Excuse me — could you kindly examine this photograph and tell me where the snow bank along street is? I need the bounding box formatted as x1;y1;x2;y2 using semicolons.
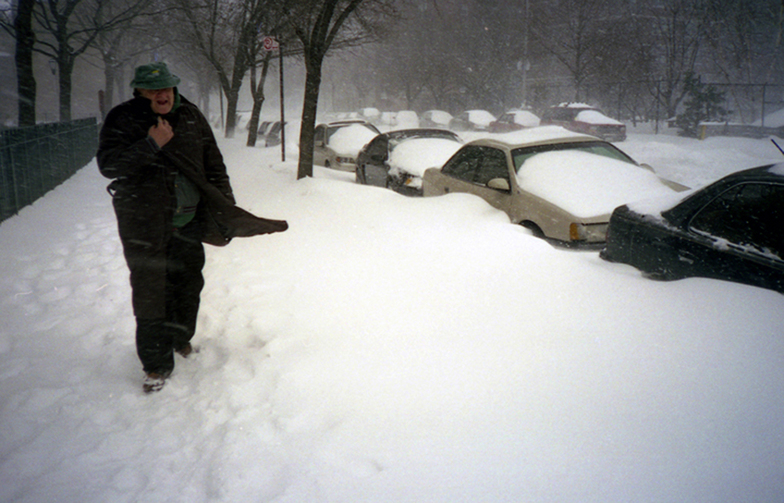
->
1;130;784;502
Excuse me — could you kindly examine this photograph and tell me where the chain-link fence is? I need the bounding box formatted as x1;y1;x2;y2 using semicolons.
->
1;118;98;224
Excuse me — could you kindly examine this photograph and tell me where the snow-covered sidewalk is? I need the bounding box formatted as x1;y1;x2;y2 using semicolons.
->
1;133;784;502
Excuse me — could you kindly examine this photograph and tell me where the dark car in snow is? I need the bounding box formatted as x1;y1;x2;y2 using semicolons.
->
600;164;784;293
356;128;463;196
540;103;626;142
257;120;286;147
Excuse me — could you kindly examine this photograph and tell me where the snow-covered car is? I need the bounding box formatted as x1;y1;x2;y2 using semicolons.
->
540;103;626;142
422;126;687;245
420;110;453;129
449;110;497;132
355;129;463;196
257;120;285;147
600;165;784;292
358;107;382;125
313;120;381;171
489;110;540;133
394;111;420;130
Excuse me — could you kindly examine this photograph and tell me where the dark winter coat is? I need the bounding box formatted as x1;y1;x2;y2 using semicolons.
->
97;94;287;250
97;94;287;319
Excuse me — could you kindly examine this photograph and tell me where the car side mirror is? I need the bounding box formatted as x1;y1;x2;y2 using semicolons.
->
487;178;510;191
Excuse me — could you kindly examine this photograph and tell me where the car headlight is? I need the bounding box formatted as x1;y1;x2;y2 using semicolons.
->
569;222;608;242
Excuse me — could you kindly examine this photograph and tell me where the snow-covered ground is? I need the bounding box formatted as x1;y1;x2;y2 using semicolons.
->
1;128;783;502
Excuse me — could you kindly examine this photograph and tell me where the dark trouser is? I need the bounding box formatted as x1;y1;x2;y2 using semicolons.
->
134;220;205;374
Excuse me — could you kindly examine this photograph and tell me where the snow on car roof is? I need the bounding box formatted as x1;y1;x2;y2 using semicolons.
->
575;110;623;125
329;124;379;156
555;102;594;108
426;110;452;118
388;138;463;177
465;110;496;125
517;150;677;218
509;110;541;127
490;125;594;146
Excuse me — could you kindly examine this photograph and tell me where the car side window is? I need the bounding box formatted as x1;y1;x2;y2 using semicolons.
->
366;138;387;161
689;182;784;257
441;146;483;182
474;148;510;186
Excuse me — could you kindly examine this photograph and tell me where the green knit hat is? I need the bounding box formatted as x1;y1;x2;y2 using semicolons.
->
130;62;181;89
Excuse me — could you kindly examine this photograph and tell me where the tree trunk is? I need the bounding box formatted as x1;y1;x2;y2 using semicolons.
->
103;62;119;118
246;53;272;147
297;63;322;179
57;56;75;122
224;89;240;138
14;0;37;127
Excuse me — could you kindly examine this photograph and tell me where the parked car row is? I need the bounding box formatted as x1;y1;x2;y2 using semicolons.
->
317;103;625;139
310;116;783;293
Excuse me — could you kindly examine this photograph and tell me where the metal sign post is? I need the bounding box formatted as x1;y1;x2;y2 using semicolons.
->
279;41;285;162
262;36;285;161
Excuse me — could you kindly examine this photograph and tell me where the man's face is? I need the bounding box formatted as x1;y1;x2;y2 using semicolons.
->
139;87;175;115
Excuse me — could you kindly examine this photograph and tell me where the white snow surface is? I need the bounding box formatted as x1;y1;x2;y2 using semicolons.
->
507;110;541;127
575;109;623;126
388;137;463;178
393;111;420;129
2;128;784;502
517;150;678;217
753;107;784;128
464;109;496;127
327;124;378;157
492;124;592;145
423;110;452;127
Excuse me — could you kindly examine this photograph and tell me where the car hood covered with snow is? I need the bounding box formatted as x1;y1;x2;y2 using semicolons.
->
517;150;679;218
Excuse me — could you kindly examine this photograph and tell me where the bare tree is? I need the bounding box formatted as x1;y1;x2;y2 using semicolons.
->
531;0;613;102
648;0;706;119
284;0;399;179
702;0;784;122
173;0;276;137
24;0;153;121
246;50;273;147
90;11;166;116
0;0;37;126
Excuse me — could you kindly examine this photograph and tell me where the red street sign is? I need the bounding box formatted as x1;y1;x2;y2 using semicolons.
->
263;36;279;51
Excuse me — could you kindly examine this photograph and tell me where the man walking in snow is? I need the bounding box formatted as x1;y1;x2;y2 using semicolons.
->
97;62;287;393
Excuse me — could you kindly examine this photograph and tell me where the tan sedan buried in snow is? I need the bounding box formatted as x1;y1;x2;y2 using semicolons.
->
422;127;688;245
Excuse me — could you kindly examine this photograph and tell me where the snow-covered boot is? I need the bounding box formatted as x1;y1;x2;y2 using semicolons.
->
142;371;170;393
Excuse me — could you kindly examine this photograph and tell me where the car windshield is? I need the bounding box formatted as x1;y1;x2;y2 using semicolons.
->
511;141;635;173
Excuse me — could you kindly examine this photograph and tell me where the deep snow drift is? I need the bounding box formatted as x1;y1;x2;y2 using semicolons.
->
1;127;783;502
